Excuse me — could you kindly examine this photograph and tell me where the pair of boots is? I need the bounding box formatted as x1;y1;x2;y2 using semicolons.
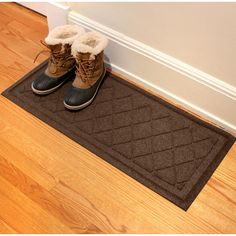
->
32;25;108;110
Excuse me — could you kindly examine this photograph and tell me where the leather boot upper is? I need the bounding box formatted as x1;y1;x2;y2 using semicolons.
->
45;43;75;78
72;51;104;89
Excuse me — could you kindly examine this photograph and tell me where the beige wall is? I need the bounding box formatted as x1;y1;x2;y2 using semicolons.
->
68;2;236;87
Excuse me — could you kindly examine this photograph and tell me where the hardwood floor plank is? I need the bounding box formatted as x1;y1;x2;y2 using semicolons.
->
0;218;16;234
0;11;12;29
0;154;103;233
0;175;73;233
0;3;47;31
51;181;161;233
0;3;48;93
0;136;57;191
0;20;47;62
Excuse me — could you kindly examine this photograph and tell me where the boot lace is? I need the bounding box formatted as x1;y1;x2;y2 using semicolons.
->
75;56;95;85
34;40;73;67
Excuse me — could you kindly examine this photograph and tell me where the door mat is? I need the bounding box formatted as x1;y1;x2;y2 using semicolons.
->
2;60;235;210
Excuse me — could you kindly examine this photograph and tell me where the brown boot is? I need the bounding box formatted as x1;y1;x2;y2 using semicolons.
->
64;31;108;110
32;25;85;95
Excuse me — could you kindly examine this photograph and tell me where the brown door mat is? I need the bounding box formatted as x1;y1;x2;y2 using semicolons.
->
2;60;235;210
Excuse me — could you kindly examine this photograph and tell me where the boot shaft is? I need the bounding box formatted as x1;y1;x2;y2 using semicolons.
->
46;43;75;77
73;51;104;89
71;31;108;89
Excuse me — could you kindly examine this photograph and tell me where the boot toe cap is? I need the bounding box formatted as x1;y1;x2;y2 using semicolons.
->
32;73;56;92
32;76;49;91
64;87;85;106
64;86;96;110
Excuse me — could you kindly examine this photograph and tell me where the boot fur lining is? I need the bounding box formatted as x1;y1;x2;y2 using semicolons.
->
45;25;85;45
71;31;108;58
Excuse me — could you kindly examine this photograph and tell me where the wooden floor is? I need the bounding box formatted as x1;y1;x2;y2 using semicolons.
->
0;3;236;233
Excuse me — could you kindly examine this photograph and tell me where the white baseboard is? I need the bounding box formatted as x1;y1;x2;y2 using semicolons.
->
68;11;236;136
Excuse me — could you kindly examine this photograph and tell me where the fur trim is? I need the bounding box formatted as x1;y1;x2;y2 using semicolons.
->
45;25;85;45
71;31;108;59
